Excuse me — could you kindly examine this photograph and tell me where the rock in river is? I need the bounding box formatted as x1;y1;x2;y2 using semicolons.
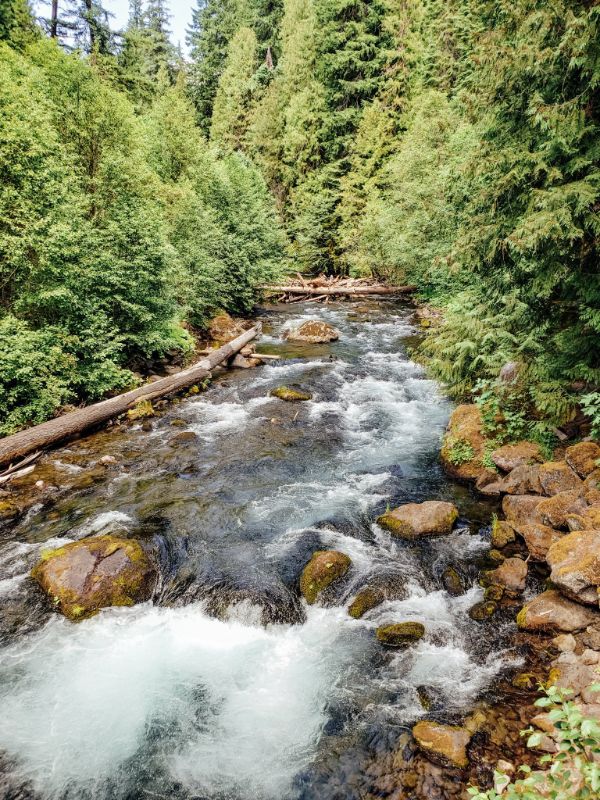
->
377;501;458;539
270;385;313;402
300;550;351;604
31;534;157;621
348;587;384;618
412;721;471;769
376;621;425;647
517;590;598;633
440;404;487;482
484;557;528;595
283;320;340;343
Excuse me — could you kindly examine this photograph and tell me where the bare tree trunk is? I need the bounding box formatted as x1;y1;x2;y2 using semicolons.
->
50;0;59;37
0;325;261;468
262;285;415;297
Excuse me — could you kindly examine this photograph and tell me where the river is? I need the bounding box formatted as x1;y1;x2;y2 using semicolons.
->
0;300;520;800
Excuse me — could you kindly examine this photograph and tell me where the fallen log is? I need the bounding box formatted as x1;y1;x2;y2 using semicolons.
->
262;284;415;296
0;324;261;468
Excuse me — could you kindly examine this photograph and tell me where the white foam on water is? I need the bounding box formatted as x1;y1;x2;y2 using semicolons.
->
0;603;363;800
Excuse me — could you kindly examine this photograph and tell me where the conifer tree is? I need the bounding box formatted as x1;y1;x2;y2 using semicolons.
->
210;26;257;150
144;0;175;78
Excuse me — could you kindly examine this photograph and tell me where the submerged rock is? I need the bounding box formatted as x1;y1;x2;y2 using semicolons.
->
491;442;543;472
270;385;313;402
412;721;471;769
468;601;497;621
31;535;157;621
299;550;351;604
348;587;384;618
538;461;583;496
377;501;458;539
440;405;487;482
376;621;425;647
517;590;598;633
283;320;339;343
565;442;600;478
546;530;600;606
442;566;466;596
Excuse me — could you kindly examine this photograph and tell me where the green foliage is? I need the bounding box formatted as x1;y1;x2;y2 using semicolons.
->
445;438;475;466
468;683;600;800
581;393;600;441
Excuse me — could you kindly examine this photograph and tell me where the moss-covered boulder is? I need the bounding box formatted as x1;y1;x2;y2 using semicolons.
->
546;530;600;606
538;461;583;496
584;469;600;505
516;522;562;561
442;566;466;596
491;442;543;472
31;535;157;621
566;504;600;532
270;385;313;402
299;550;351;604
536;490;586;529
208;312;246;344
502;494;543;526
412;721;471;769
377;501;458;540
376;621;425;647
517;590;598;633
440;405;487;482
468;601;497;621
491;520;516;548
565;442;600;478
348;587;384;618
501;464;543;495
283;320;339;343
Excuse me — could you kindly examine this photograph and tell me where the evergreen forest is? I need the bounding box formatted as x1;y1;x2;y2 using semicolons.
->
0;0;599;441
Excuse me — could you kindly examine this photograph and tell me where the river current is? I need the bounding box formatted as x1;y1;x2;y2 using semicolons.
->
0;301;517;800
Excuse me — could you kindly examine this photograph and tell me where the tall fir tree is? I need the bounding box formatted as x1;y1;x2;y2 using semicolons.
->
144;0;175;78
210;25;257;150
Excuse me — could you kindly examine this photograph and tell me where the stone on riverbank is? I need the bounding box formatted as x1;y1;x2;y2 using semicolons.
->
440;405;486;482
565;442;600;478
377;501;458;539
412;721;471;769
536;490;586;529
376;621;425;647
517;523;562;561
299;550;351;604
501;464;543;495
546;530;600;606
517;590;598;633
491;441;543;472
270;386;313;402
31;535;157;621
538;461;583;496
491;520;516;548
485;557;528;595
502;495;543;526
584;469;600;504
283;320;339;343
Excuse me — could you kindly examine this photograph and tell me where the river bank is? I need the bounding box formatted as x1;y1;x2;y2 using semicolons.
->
0;299;597;799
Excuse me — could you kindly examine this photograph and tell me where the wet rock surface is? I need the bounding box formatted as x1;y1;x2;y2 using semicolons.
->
377;501;458;539
376;621;425;647
440;404;487;482
411;721;471;769
283;320;340;343
299;550;351;604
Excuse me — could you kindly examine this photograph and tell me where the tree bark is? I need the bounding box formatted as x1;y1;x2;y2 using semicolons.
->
0;325;261;468
50;0;58;38
262;285;415;296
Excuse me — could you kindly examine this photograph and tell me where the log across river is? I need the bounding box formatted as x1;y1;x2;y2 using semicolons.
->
0;300;522;800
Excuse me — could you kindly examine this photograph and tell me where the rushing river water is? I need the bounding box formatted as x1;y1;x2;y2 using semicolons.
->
0;301;519;800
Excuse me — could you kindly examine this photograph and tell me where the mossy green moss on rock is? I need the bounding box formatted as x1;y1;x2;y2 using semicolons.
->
348;587;384;618
299;550;351;604
517;589;598;632
377;501;458;540
441;566;466;596
376;621;425;647
31;534;157;621
491;519;516;548
440;405;487;482
283;320;339;343
468;601;497;621
270;385;312;402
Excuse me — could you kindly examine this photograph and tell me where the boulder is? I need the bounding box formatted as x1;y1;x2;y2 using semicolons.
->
584;469;600;505
208;312;246;344
501;464;543;495
491;442;543;472
475;470;505;496
536;490;586;529
549;662;600;697
442;566;466;596
348;587;384;619
516;523;562;561
377;501;458;540
469;601;497;621
502;495;543;526
566;504;600;532
283;320;339;343
440;405;486;482
546;530;600;606
538;461;583;496
491;520;516;548
31;535;157;621
565;442;600;478
270;386;312;402
299;550;351;604
170;431;198;445
517;590;598;633
412;721;471;769
485;557;528;594
376;621;425;647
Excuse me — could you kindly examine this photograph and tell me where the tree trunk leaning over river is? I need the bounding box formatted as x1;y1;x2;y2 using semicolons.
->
0;324;261;468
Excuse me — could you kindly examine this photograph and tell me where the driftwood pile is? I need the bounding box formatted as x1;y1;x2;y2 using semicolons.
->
262;274;416;303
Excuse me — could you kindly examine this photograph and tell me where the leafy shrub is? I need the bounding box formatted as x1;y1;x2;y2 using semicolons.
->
446;438;475;466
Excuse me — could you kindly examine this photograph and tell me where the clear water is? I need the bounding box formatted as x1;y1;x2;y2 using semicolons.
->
0;301;512;800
